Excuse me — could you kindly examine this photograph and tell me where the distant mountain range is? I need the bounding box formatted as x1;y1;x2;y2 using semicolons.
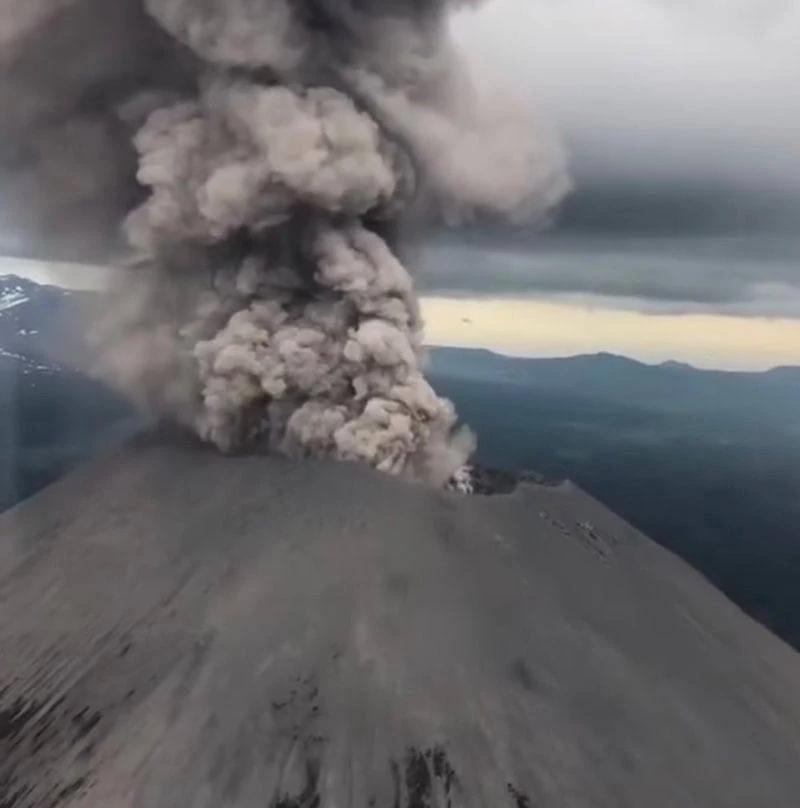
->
430;346;800;417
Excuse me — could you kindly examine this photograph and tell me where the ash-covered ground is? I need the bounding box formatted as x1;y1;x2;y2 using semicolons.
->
2;440;800;807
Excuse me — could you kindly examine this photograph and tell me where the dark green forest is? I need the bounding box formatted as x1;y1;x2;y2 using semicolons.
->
431;348;800;650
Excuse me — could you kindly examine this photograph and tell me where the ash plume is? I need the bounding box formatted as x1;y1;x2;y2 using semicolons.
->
0;0;569;482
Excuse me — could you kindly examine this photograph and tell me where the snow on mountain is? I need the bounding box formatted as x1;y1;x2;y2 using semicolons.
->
0;275;80;373
0;275;138;512
0;280;29;312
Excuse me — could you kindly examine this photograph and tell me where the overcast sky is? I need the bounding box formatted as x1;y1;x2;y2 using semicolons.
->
453;0;800;194
412;0;800;368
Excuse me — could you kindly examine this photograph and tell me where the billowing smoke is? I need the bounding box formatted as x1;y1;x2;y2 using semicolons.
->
0;0;569;482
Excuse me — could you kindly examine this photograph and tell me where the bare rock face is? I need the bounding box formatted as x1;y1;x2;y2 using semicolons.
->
1;441;800;807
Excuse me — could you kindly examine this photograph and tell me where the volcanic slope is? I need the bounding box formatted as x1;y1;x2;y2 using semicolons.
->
1;441;800;807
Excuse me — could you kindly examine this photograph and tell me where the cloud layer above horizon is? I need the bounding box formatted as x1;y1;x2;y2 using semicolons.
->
419;233;800;319
421;0;800;336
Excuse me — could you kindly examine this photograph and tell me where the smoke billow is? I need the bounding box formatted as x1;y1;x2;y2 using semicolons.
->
0;0;569;482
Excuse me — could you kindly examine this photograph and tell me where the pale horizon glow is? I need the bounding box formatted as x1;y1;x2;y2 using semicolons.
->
0;256;114;291
2;257;798;372
422;296;800;372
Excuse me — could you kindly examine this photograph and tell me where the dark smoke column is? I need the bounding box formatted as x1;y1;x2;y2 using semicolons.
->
2;0;570;482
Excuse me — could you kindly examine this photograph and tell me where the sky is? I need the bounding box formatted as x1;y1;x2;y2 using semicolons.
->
453;0;800;194
3;0;799;370
415;0;800;370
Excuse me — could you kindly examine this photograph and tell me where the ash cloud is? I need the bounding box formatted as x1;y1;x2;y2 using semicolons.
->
0;0;568;481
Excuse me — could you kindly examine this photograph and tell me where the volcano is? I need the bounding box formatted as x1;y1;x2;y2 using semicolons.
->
1;440;799;807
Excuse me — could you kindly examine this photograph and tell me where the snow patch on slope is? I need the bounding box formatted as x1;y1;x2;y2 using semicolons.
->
0;285;29;312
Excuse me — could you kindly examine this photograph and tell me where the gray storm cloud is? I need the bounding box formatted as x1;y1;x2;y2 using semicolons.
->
453;0;800;193
0;0;568;481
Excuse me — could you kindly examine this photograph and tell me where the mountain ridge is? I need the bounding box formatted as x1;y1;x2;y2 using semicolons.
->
429;344;800;377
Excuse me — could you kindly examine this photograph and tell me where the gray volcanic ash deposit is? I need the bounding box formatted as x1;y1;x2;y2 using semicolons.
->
2;442;800;807
0;0;569;482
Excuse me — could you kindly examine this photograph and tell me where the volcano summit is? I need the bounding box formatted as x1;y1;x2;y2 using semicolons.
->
1;441;800;807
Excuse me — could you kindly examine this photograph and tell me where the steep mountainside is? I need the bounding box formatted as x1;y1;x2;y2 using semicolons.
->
0;275;87;368
1;442;800;806
0;275;139;510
